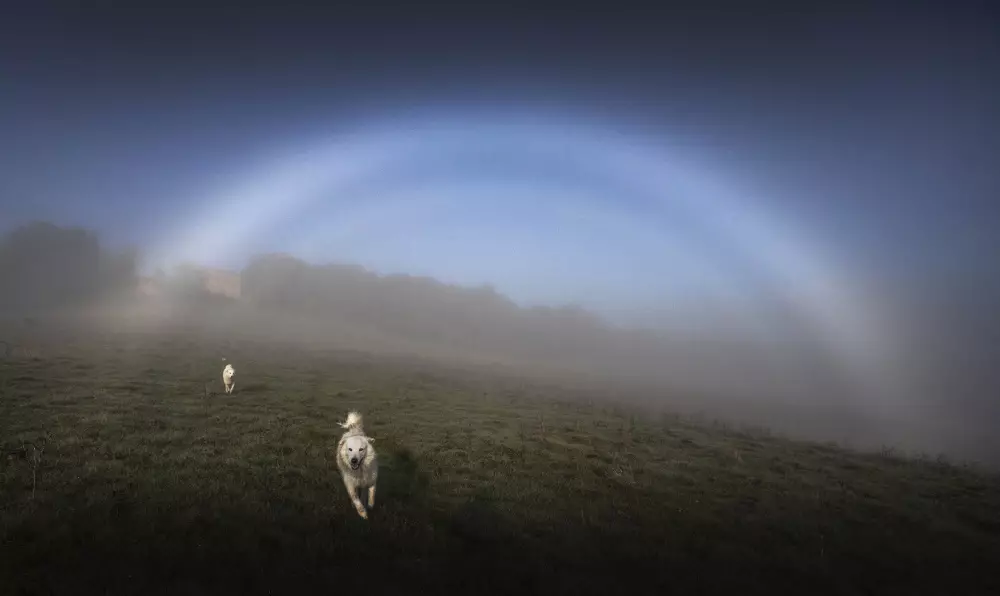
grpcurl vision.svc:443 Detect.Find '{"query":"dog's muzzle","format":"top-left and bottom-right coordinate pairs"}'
top-left (350, 458), bottom-right (360, 469)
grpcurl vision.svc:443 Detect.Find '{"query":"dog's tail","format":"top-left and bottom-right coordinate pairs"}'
top-left (339, 410), bottom-right (363, 431)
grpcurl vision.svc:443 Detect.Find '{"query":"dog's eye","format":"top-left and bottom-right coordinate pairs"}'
top-left (348, 448), bottom-right (353, 452)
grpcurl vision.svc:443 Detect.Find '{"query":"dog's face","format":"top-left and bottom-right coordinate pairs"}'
top-left (340, 435), bottom-right (372, 470)
top-left (224, 365), bottom-right (234, 377)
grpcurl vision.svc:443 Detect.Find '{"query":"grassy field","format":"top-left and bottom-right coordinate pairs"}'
top-left (2, 326), bottom-right (999, 595)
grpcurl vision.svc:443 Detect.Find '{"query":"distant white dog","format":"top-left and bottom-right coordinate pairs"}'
top-left (336, 411), bottom-right (378, 519)
top-left (222, 363), bottom-right (235, 394)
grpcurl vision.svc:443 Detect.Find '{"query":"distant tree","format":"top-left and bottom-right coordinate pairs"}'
top-left (0, 221), bottom-right (138, 312)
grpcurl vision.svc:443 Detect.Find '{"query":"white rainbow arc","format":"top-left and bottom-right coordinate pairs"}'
top-left (148, 114), bottom-right (904, 413)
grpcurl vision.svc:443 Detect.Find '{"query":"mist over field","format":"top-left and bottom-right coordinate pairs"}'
top-left (2, 221), bottom-right (996, 466)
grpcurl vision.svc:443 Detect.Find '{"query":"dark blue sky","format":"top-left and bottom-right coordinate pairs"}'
top-left (2, 2), bottom-right (998, 313)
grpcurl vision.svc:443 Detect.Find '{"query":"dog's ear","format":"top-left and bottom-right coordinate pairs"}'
top-left (365, 437), bottom-right (376, 443)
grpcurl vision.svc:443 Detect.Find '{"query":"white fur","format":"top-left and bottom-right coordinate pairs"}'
top-left (335, 410), bottom-right (378, 519)
top-left (339, 411), bottom-right (363, 430)
top-left (222, 364), bottom-right (235, 394)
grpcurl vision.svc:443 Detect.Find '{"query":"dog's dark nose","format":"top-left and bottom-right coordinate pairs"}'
top-left (350, 458), bottom-right (358, 465)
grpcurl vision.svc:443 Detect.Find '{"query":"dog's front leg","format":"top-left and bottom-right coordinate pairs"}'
top-left (229, 382), bottom-right (235, 394)
top-left (367, 485), bottom-right (376, 509)
top-left (343, 478), bottom-right (367, 519)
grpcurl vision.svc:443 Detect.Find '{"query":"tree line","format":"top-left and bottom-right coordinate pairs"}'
top-left (0, 222), bottom-right (137, 313)
top-left (0, 222), bottom-right (621, 362)
top-left (241, 253), bottom-right (620, 361)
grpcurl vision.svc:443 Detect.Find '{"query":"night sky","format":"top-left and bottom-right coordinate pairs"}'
top-left (2, 2), bottom-right (998, 323)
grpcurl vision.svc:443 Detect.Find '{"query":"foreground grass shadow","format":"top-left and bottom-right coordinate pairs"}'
top-left (4, 442), bottom-right (996, 596)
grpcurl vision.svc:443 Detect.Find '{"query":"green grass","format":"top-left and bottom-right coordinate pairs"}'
top-left (1, 329), bottom-right (998, 595)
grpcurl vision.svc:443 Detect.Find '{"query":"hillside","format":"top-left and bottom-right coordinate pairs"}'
top-left (3, 223), bottom-right (997, 466)
top-left (1, 324), bottom-right (998, 595)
